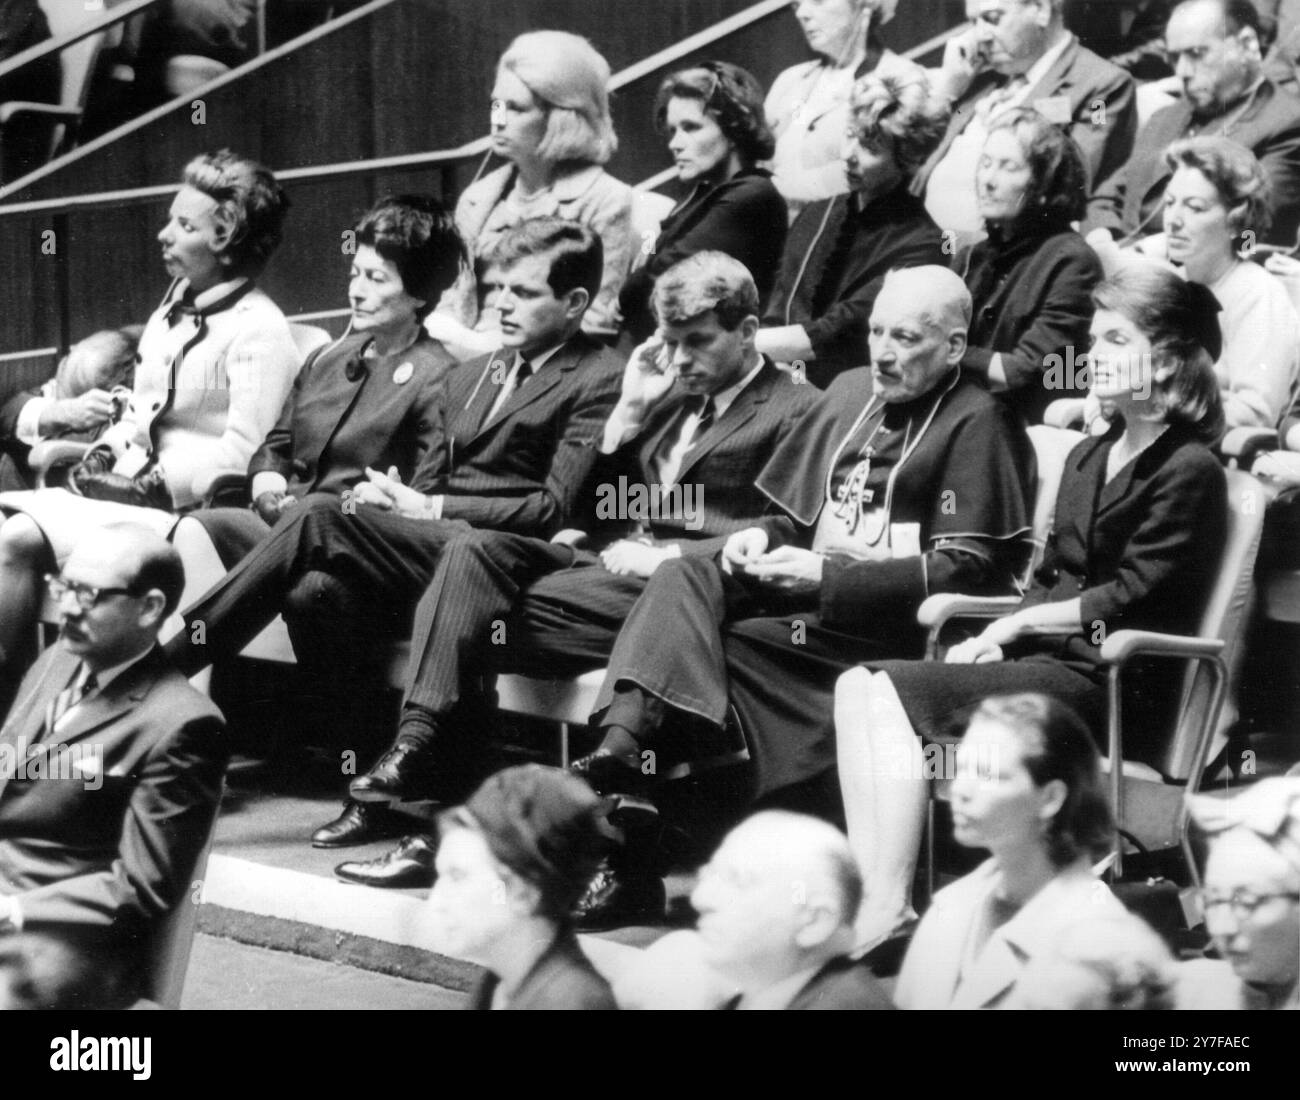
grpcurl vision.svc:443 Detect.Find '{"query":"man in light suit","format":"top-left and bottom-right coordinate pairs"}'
top-left (916, 0), bottom-right (1137, 236)
top-left (164, 218), bottom-right (623, 834)
top-left (1087, 0), bottom-right (1300, 246)
top-left (325, 252), bottom-right (819, 878)
top-left (0, 525), bottom-right (226, 1006)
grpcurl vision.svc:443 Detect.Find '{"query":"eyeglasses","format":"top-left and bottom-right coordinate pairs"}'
top-left (45, 574), bottom-right (138, 611)
top-left (1198, 888), bottom-right (1300, 921)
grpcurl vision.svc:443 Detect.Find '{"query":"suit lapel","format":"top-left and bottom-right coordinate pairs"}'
top-left (464, 335), bottom-right (588, 447)
top-left (636, 392), bottom-right (694, 478)
top-left (674, 363), bottom-right (774, 484)
top-left (1023, 36), bottom-right (1077, 107)
top-left (43, 648), bottom-right (163, 749)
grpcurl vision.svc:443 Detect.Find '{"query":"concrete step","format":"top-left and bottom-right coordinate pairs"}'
top-left (189, 757), bottom-right (665, 1001)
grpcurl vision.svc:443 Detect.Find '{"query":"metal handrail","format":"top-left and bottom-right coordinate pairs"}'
top-left (0, 0), bottom-right (817, 216)
top-left (0, 0), bottom-right (163, 84)
top-left (0, 0), bottom-right (399, 202)
top-left (0, 8), bottom-right (964, 366)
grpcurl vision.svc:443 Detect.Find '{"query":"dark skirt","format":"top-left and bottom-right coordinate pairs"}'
top-left (188, 506), bottom-right (271, 569)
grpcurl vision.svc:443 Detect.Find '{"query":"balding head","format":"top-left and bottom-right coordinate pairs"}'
top-left (867, 267), bottom-right (970, 403)
top-left (690, 811), bottom-right (860, 991)
top-left (57, 525), bottom-right (184, 670)
top-left (1167, 0), bottom-right (1263, 116)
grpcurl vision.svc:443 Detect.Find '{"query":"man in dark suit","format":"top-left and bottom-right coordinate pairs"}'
top-left (0, 525), bottom-right (226, 1006)
top-left (164, 218), bottom-right (622, 819)
top-left (1087, 0), bottom-right (1300, 246)
top-left (916, 0), bottom-right (1137, 237)
top-left (325, 251), bottom-right (819, 866)
top-left (569, 268), bottom-right (1033, 923)
top-left (693, 812), bottom-right (893, 1010)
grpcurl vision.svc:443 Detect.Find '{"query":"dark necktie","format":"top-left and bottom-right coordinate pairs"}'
top-left (689, 394), bottom-right (714, 440)
top-left (42, 668), bottom-right (97, 739)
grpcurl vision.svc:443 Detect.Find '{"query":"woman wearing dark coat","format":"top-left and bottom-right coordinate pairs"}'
top-left (757, 72), bottom-right (951, 388)
top-left (834, 265), bottom-right (1228, 953)
top-left (172, 195), bottom-right (464, 584)
top-left (960, 108), bottom-right (1103, 424)
top-left (618, 62), bottom-right (787, 342)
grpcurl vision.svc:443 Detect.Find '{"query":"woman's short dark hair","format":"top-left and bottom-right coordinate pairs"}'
top-left (1092, 265), bottom-right (1227, 442)
top-left (354, 196), bottom-right (467, 320)
top-left (483, 217), bottom-right (603, 301)
top-left (181, 150), bottom-right (289, 279)
top-left (1164, 135), bottom-right (1273, 246)
top-left (972, 694), bottom-right (1114, 869)
top-left (985, 108), bottom-right (1089, 227)
top-left (654, 62), bottom-right (775, 166)
top-left (848, 73), bottom-right (950, 180)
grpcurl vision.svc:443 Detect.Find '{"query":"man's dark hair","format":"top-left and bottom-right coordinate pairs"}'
top-left (483, 217), bottom-right (603, 301)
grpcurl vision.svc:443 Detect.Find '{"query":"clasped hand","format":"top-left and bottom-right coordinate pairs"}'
top-left (722, 529), bottom-right (822, 593)
top-left (351, 466), bottom-right (430, 515)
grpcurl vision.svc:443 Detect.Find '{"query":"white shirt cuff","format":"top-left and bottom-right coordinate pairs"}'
top-left (15, 396), bottom-right (50, 447)
top-left (425, 494), bottom-right (444, 519)
top-left (601, 408), bottom-right (642, 454)
top-left (250, 471), bottom-right (288, 500)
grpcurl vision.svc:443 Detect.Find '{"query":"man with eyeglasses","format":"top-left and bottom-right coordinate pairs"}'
top-left (1087, 0), bottom-right (1300, 247)
top-left (0, 524), bottom-right (226, 1007)
top-left (916, 0), bottom-right (1137, 237)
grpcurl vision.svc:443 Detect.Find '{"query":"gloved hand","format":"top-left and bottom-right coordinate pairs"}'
top-left (69, 463), bottom-right (173, 511)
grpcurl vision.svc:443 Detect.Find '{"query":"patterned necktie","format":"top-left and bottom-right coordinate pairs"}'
top-left (688, 395), bottom-right (714, 441)
top-left (42, 668), bottom-right (98, 740)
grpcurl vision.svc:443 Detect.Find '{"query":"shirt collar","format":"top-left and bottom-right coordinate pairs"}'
top-left (735, 962), bottom-right (824, 1010)
top-left (169, 275), bottom-right (251, 314)
top-left (1019, 31), bottom-right (1073, 93)
top-left (84, 643), bottom-right (155, 693)
top-left (709, 354), bottom-right (764, 420)
top-left (514, 342), bottom-right (564, 374)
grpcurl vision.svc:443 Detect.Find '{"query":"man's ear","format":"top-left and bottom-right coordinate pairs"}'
top-left (1032, 0), bottom-right (1052, 29)
top-left (1237, 25), bottom-right (1262, 62)
top-left (137, 589), bottom-right (168, 631)
top-left (946, 327), bottom-right (968, 366)
top-left (503, 870), bottom-right (542, 918)
top-left (739, 314), bottom-right (760, 348)
top-left (792, 893), bottom-right (842, 951)
top-left (564, 287), bottom-right (592, 322)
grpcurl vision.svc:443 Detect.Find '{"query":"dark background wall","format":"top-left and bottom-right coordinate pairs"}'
top-left (1, 0), bottom-right (960, 391)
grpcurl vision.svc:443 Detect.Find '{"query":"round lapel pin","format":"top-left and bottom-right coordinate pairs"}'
top-left (393, 362), bottom-right (414, 385)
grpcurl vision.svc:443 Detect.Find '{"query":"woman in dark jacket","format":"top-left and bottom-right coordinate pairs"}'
top-left (618, 62), bottom-right (788, 342)
top-left (834, 264), bottom-right (1227, 952)
top-left (171, 194), bottom-right (465, 593)
top-left (758, 71), bottom-right (951, 388)
top-left (960, 108), bottom-right (1103, 423)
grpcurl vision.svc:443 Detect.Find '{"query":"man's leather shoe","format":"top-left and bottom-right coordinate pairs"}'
top-left (349, 742), bottom-right (440, 803)
top-left (569, 748), bottom-right (649, 797)
top-left (571, 856), bottom-right (666, 931)
top-left (311, 800), bottom-right (409, 848)
top-left (335, 834), bottom-right (437, 889)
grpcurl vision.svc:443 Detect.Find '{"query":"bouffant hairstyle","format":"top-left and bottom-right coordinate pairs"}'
top-left (1164, 135), bottom-right (1273, 248)
top-left (498, 31), bottom-right (618, 166)
top-left (1092, 264), bottom-right (1227, 443)
top-left (354, 195), bottom-right (467, 320)
top-left (848, 72), bottom-right (951, 180)
top-left (180, 149), bottom-right (289, 278)
top-left (654, 61), bottom-right (775, 166)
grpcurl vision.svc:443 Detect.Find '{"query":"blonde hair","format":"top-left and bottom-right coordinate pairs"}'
top-left (499, 31), bottom-right (617, 166)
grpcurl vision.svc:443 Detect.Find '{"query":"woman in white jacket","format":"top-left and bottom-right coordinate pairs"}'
top-left (893, 694), bottom-right (1125, 1009)
top-left (0, 149), bottom-right (299, 693)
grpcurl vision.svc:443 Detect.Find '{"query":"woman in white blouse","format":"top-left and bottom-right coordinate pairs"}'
top-left (765, 0), bottom-right (919, 221)
top-left (0, 150), bottom-right (299, 697)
